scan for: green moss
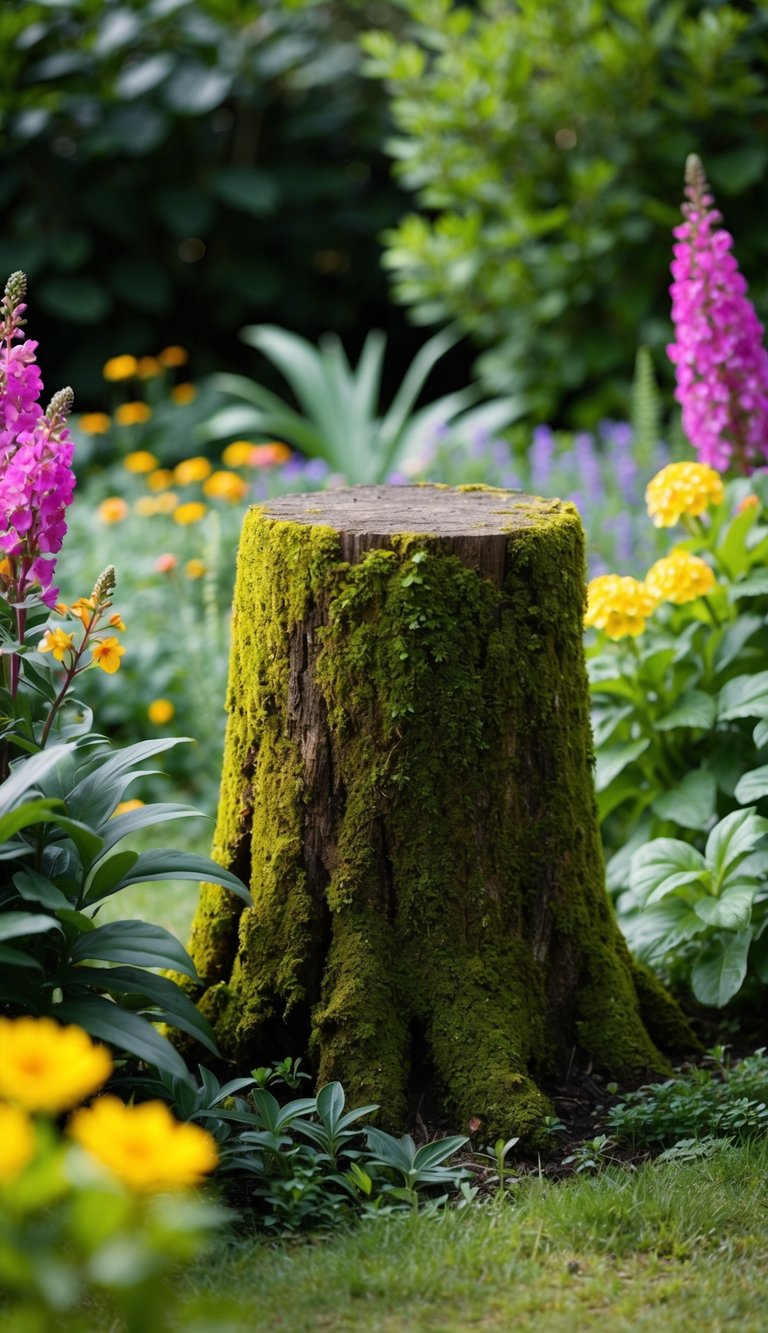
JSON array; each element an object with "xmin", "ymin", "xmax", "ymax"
[{"xmin": 188, "ymin": 492, "xmax": 690, "ymax": 1142}]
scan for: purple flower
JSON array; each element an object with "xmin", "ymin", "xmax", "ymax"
[
  {"xmin": 667, "ymin": 155, "xmax": 768, "ymax": 473},
  {"xmin": 530, "ymin": 425, "xmax": 555, "ymax": 491},
  {"xmin": 0, "ymin": 274, "xmax": 76, "ymax": 604}
]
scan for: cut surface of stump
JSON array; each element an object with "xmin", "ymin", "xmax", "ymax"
[{"xmin": 189, "ymin": 484, "xmax": 693, "ymax": 1141}]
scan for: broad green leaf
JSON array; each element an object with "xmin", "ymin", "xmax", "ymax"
[
  {"xmin": 116, "ymin": 850, "xmax": 251, "ymax": 906},
  {"xmin": 713, "ymin": 615, "xmax": 762, "ymax": 672},
  {"xmin": 704, "ymin": 808, "xmax": 768, "ymax": 887},
  {"xmin": 652, "ymin": 769, "xmax": 717, "ymax": 832},
  {"xmin": 0, "ymin": 910, "xmax": 63, "ymax": 941},
  {"xmin": 629, "ymin": 838, "xmax": 706, "ymax": 904},
  {"xmin": 54, "ymin": 995, "xmax": 189, "ymax": 1078},
  {"xmin": 68, "ymin": 921, "xmax": 197, "ymax": 979},
  {"xmin": 0, "ymin": 798, "xmax": 65, "ymax": 843},
  {"xmin": 734, "ymin": 764, "xmax": 768, "ymax": 806},
  {"xmin": 594, "ymin": 739, "xmax": 649, "ymax": 792},
  {"xmin": 591, "ymin": 705, "xmax": 633, "ymax": 748},
  {"xmin": 754, "ymin": 719, "xmax": 768, "ymax": 749},
  {"xmin": 13, "ymin": 869, "xmax": 71, "ymax": 910},
  {"xmin": 0, "ymin": 746, "xmax": 75, "ymax": 816},
  {"xmin": 731, "ymin": 571, "xmax": 768, "ymax": 598},
  {"xmin": 57, "ymin": 965, "xmax": 219, "ymax": 1056},
  {"xmin": 0, "ymin": 945, "xmax": 43, "ymax": 971},
  {"xmin": 46, "ymin": 815, "xmax": 104, "ymax": 865},
  {"xmin": 717, "ymin": 671, "xmax": 768, "ymax": 721},
  {"xmin": 624, "ymin": 898, "xmax": 706, "ymax": 961},
  {"xmin": 98, "ymin": 802, "xmax": 205, "ymax": 852},
  {"xmin": 65, "ymin": 738, "xmax": 190, "ymax": 825},
  {"xmin": 691, "ymin": 930, "xmax": 751, "ymax": 1007},
  {"xmin": 316, "ymin": 1081, "xmax": 345, "ymax": 1128},
  {"xmin": 83, "ymin": 849, "xmax": 141, "ymax": 902},
  {"xmin": 413, "ymin": 1136, "xmax": 468, "ymax": 1170},
  {"xmin": 656, "ymin": 691, "xmax": 715, "ymax": 732},
  {"xmin": 693, "ymin": 886, "xmax": 756, "ymax": 930}
]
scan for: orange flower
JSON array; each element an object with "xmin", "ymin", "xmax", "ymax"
[
  {"xmin": 91, "ymin": 638, "xmax": 125, "ymax": 674},
  {"xmin": 109, "ymin": 613, "xmax": 126, "ymax": 631},
  {"xmin": 103, "ymin": 355, "xmax": 137, "ymax": 382},
  {"xmin": 249, "ymin": 443, "xmax": 292, "ymax": 467},
  {"xmin": 174, "ymin": 457, "xmax": 211, "ymax": 485},
  {"xmin": 38, "ymin": 628, "xmax": 75, "ymax": 662},
  {"xmin": 203, "ymin": 470, "xmax": 249, "ymax": 502},
  {"xmin": 124, "ymin": 450, "xmax": 158, "ymax": 474},
  {"xmin": 185, "ymin": 559, "xmax": 206, "ymax": 579},
  {"xmin": 79, "ymin": 412, "xmax": 111, "ymax": 435},
  {"xmin": 136, "ymin": 356, "xmax": 162, "ymax": 379},
  {"xmin": 148, "ymin": 699, "xmax": 174, "ymax": 725},
  {"xmin": 70, "ymin": 596, "xmax": 96, "ymax": 624},
  {"xmin": 115, "ymin": 402, "xmax": 152, "ymax": 427},
  {"xmin": 171, "ymin": 383, "xmax": 197, "ymax": 405},
  {"xmin": 98, "ymin": 497, "xmax": 128, "ymax": 524},
  {"xmin": 148, "ymin": 468, "xmax": 174, "ymax": 492},
  {"xmin": 173, "ymin": 501, "xmax": 207, "ymax": 525},
  {"xmin": 158, "ymin": 346, "xmax": 188, "ymax": 368}
]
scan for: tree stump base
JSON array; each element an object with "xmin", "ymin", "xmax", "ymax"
[{"xmin": 189, "ymin": 485, "xmax": 693, "ymax": 1140}]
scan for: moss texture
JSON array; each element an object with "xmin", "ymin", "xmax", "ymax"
[{"xmin": 189, "ymin": 493, "xmax": 690, "ymax": 1141}]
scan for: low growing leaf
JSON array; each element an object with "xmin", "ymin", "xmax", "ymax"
[{"xmin": 691, "ymin": 930, "xmax": 752, "ymax": 1007}]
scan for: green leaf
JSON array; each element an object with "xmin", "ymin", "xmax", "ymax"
[
  {"xmin": 656, "ymin": 690, "xmax": 716, "ymax": 732},
  {"xmin": 47, "ymin": 815, "xmax": 104, "ymax": 865},
  {"xmin": 412, "ymin": 1136, "xmax": 468, "ymax": 1171},
  {"xmin": 629, "ymin": 839, "xmax": 707, "ymax": 905},
  {"xmin": 65, "ymin": 738, "xmax": 190, "ymax": 826},
  {"xmin": 652, "ymin": 769, "xmax": 717, "ymax": 832},
  {"xmin": 0, "ymin": 798, "xmax": 65, "ymax": 843},
  {"xmin": 0, "ymin": 945, "xmax": 43, "ymax": 971},
  {"xmin": 714, "ymin": 616, "xmax": 762, "ymax": 672},
  {"xmin": 0, "ymin": 910, "xmax": 63, "ymax": 941},
  {"xmin": 54, "ymin": 996, "xmax": 189, "ymax": 1078},
  {"xmin": 754, "ymin": 720, "xmax": 768, "ymax": 749},
  {"xmin": 734, "ymin": 765, "xmax": 768, "ymax": 806},
  {"xmin": 594, "ymin": 739, "xmax": 649, "ymax": 792},
  {"xmin": 704, "ymin": 808, "xmax": 768, "ymax": 888},
  {"xmin": 717, "ymin": 671, "xmax": 768, "ymax": 722},
  {"xmin": 693, "ymin": 886, "xmax": 756, "ymax": 930},
  {"xmin": 83, "ymin": 849, "xmax": 140, "ymax": 903},
  {"xmin": 0, "ymin": 746, "xmax": 75, "ymax": 817},
  {"xmin": 57, "ymin": 965, "xmax": 218, "ymax": 1056},
  {"xmin": 210, "ymin": 167, "xmax": 280, "ymax": 217},
  {"xmin": 591, "ymin": 705, "xmax": 634, "ymax": 748},
  {"xmin": 13, "ymin": 869, "xmax": 71, "ymax": 910},
  {"xmin": 98, "ymin": 802, "xmax": 205, "ymax": 852},
  {"xmin": 626, "ymin": 898, "xmax": 707, "ymax": 961},
  {"xmin": 116, "ymin": 850, "xmax": 251, "ymax": 906},
  {"xmin": 68, "ymin": 921, "xmax": 197, "ymax": 979},
  {"xmin": 731, "ymin": 571, "xmax": 768, "ymax": 599},
  {"xmin": 691, "ymin": 930, "xmax": 751, "ymax": 1007}
]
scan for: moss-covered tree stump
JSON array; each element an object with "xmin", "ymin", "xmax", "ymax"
[{"xmin": 189, "ymin": 484, "xmax": 692, "ymax": 1140}]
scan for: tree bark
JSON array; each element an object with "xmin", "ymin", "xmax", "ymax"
[{"xmin": 189, "ymin": 484, "xmax": 694, "ymax": 1141}]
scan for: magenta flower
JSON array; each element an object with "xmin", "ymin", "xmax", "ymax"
[
  {"xmin": 667, "ymin": 155, "xmax": 768, "ymax": 474},
  {"xmin": 0, "ymin": 273, "xmax": 76, "ymax": 605}
]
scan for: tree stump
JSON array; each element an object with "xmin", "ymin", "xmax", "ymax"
[{"xmin": 189, "ymin": 484, "xmax": 692, "ymax": 1140}]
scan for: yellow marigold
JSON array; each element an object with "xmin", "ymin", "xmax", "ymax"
[
  {"xmin": 154, "ymin": 491, "xmax": 179, "ymax": 514},
  {"xmin": 174, "ymin": 501, "xmax": 207, "ymax": 525},
  {"xmin": 222, "ymin": 441, "xmax": 258, "ymax": 468},
  {"xmin": 174, "ymin": 456, "xmax": 212, "ymax": 485},
  {"xmin": 171, "ymin": 383, "xmax": 197, "ymax": 405},
  {"xmin": 98, "ymin": 497, "xmax": 128, "ymax": 524},
  {"xmin": 124, "ymin": 450, "xmax": 158, "ymax": 474},
  {"xmin": 135, "ymin": 497, "xmax": 160, "ymax": 517},
  {"xmin": 0, "ymin": 1017, "xmax": 112, "ymax": 1113},
  {"xmin": 148, "ymin": 698, "xmax": 174, "ymax": 725},
  {"xmin": 645, "ymin": 550, "xmax": 716, "ymax": 605},
  {"xmin": 147, "ymin": 468, "xmax": 174, "ymax": 492},
  {"xmin": 38, "ymin": 627, "xmax": 75, "ymax": 662},
  {"xmin": 0, "ymin": 1103, "xmax": 36, "ymax": 1181},
  {"xmin": 91, "ymin": 637, "xmax": 125, "ymax": 674},
  {"xmin": 185, "ymin": 558, "xmax": 207, "ymax": 579},
  {"xmin": 645, "ymin": 462, "xmax": 724, "ymax": 528},
  {"xmin": 584, "ymin": 574, "xmax": 658, "ymax": 640},
  {"xmin": 158, "ymin": 345, "xmax": 188, "ymax": 368},
  {"xmin": 203, "ymin": 469, "xmax": 249, "ymax": 502},
  {"xmin": 115, "ymin": 401, "xmax": 152, "ymax": 427},
  {"xmin": 113, "ymin": 799, "xmax": 144, "ymax": 816},
  {"xmin": 68, "ymin": 1096, "xmax": 218, "ymax": 1192},
  {"xmin": 136, "ymin": 356, "xmax": 161, "ymax": 379},
  {"xmin": 249, "ymin": 442, "xmax": 292, "ymax": 467},
  {"xmin": 103, "ymin": 355, "xmax": 137, "ymax": 382},
  {"xmin": 79, "ymin": 412, "xmax": 111, "ymax": 435}
]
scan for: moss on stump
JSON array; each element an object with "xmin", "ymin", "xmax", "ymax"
[{"xmin": 189, "ymin": 484, "xmax": 694, "ymax": 1141}]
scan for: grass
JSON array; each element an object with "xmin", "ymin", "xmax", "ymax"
[{"xmin": 176, "ymin": 1139, "xmax": 768, "ymax": 1331}]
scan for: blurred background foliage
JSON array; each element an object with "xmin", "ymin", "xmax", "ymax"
[
  {"xmin": 363, "ymin": 0, "xmax": 768, "ymax": 424},
  {"xmin": 0, "ymin": 0, "xmax": 432, "ymax": 403}
]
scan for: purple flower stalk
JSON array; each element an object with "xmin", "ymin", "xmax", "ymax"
[
  {"xmin": 667, "ymin": 155, "xmax": 768, "ymax": 473},
  {"xmin": 0, "ymin": 273, "xmax": 76, "ymax": 606}
]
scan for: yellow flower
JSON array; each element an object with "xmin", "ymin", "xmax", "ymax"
[
  {"xmin": 222, "ymin": 441, "xmax": 258, "ymax": 468},
  {"xmin": 154, "ymin": 491, "xmax": 179, "ymax": 514},
  {"xmin": 158, "ymin": 345, "xmax": 188, "ymax": 368},
  {"xmin": 645, "ymin": 462, "xmax": 725, "ymax": 528},
  {"xmin": 137, "ymin": 356, "xmax": 162, "ymax": 379},
  {"xmin": 171, "ymin": 383, "xmax": 197, "ymax": 405},
  {"xmin": 135, "ymin": 497, "xmax": 160, "ymax": 517},
  {"xmin": 91, "ymin": 637, "xmax": 126, "ymax": 674},
  {"xmin": 79, "ymin": 412, "xmax": 111, "ymax": 435},
  {"xmin": 173, "ymin": 501, "xmax": 207, "ymax": 525},
  {"xmin": 0, "ymin": 1103, "xmax": 36, "ymax": 1181},
  {"xmin": 115, "ymin": 401, "xmax": 152, "ymax": 427},
  {"xmin": 98, "ymin": 497, "xmax": 128, "ymax": 524},
  {"xmin": 203, "ymin": 469, "xmax": 249, "ymax": 502},
  {"xmin": 124, "ymin": 450, "xmax": 159, "ymax": 474},
  {"xmin": 70, "ymin": 596, "xmax": 96, "ymax": 625},
  {"xmin": 67, "ymin": 1096, "xmax": 218, "ymax": 1192},
  {"xmin": 0, "ymin": 1017, "xmax": 112, "ymax": 1113},
  {"xmin": 148, "ymin": 698, "xmax": 174, "ymax": 725},
  {"xmin": 185, "ymin": 558, "xmax": 207, "ymax": 579},
  {"xmin": 109, "ymin": 612, "xmax": 126, "ymax": 631},
  {"xmin": 249, "ymin": 442, "xmax": 292, "ymax": 467},
  {"xmin": 584, "ymin": 574, "xmax": 658, "ymax": 640},
  {"xmin": 112, "ymin": 799, "xmax": 144, "ymax": 816},
  {"xmin": 645, "ymin": 550, "xmax": 716, "ymax": 605},
  {"xmin": 737, "ymin": 494, "xmax": 760, "ymax": 515},
  {"xmin": 38, "ymin": 627, "xmax": 75, "ymax": 662},
  {"xmin": 174, "ymin": 456, "xmax": 212, "ymax": 485},
  {"xmin": 103, "ymin": 355, "xmax": 138, "ymax": 382},
  {"xmin": 148, "ymin": 468, "xmax": 174, "ymax": 492}
]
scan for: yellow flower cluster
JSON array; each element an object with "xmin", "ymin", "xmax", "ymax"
[
  {"xmin": 69, "ymin": 1096, "xmax": 218, "ymax": 1192},
  {"xmin": 584, "ymin": 574, "xmax": 658, "ymax": 640},
  {"xmin": 645, "ymin": 462, "xmax": 724, "ymax": 528},
  {"xmin": 0, "ymin": 1017, "xmax": 112, "ymax": 1113},
  {"xmin": 0, "ymin": 1102, "xmax": 36, "ymax": 1182},
  {"xmin": 645, "ymin": 550, "xmax": 716, "ymax": 605}
]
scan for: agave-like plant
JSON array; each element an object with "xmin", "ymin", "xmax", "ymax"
[{"xmin": 201, "ymin": 324, "xmax": 524, "ymax": 484}]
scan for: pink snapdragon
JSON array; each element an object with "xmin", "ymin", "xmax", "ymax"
[
  {"xmin": 0, "ymin": 273, "xmax": 76, "ymax": 605},
  {"xmin": 667, "ymin": 155, "xmax": 768, "ymax": 473}
]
